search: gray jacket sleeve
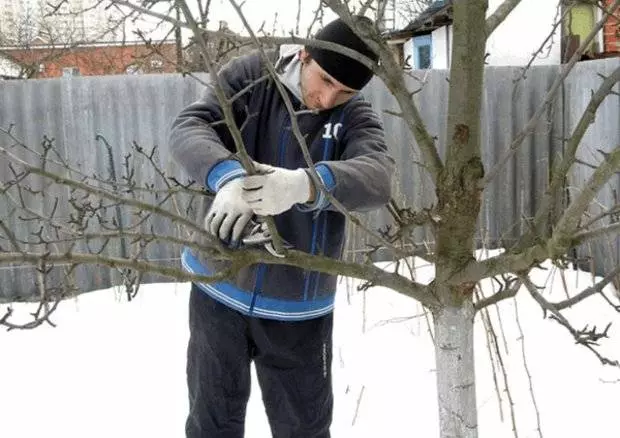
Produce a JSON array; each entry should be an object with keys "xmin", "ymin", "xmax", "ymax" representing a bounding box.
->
[
  {"xmin": 302, "ymin": 99, "xmax": 395, "ymax": 213},
  {"xmin": 169, "ymin": 53, "xmax": 261, "ymax": 192}
]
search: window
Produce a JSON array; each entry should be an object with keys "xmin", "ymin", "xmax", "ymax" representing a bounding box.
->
[
  {"xmin": 62, "ymin": 67, "xmax": 80, "ymax": 77},
  {"xmin": 562, "ymin": 2, "xmax": 599, "ymax": 61},
  {"xmin": 413, "ymin": 34, "xmax": 432, "ymax": 69}
]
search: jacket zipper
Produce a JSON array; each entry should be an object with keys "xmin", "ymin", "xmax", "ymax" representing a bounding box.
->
[
  {"xmin": 249, "ymin": 264, "xmax": 266, "ymax": 314},
  {"xmin": 250, "ymin": 115, "xmax": 290, "ymax": 313},
  {"xmin": 278, "ymin": 115, "xmax": 290, "ymax": 166}
]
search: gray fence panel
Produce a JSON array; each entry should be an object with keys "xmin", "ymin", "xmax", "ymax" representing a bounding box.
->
[
  {"xmin": 480, "ymin": 64, "xmax": 564, "ymax": 246},
  {"xmin": 1, "ymin": 74, "xmax": 210, "ymax": 300},
  {"xmin": 565, "ymin": 59, "xmax": 620, "ymax": 274}
]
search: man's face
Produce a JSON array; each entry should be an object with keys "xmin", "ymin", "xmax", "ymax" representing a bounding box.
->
[{"xmin": 299, "ymin": 49, "xmax": 358, "ymax": 110}]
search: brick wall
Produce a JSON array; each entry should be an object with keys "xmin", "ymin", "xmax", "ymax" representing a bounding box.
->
[{"xmin": 604, "ymin": 0, "xmax": 619, "ymax": 53}]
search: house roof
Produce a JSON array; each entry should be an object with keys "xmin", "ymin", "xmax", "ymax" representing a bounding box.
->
[{"xmin": 386, "ymin": 0, "xmax": 453, "ymax": 39}]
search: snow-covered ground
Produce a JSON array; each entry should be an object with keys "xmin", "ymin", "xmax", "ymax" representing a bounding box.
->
[{"xmin": 1, "ymin": 253, "xmax": 619, "ymax": 437}]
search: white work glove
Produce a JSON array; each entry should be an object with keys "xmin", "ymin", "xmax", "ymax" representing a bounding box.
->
[
  {"xmin": 241, "ymin": 163, "xmax": 312, "ymax": 216},
  {"xmin": 204, "ymin": 178, "xmax": 253, "ymax": 244}
]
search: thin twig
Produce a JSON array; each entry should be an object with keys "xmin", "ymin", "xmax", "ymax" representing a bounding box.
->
[
  {"xmin": 352, "ymin": 385, "xmax": 366, "ymax": 426},
  {"xmin": 512, "ymin": 297, "xmax": 544, "ymax": 438},
  {"xmin": 475, "ymin": 285, "xmax": 506, "ymax": 422}
]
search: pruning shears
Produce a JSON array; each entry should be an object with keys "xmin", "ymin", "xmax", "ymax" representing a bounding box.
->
[{"xmin": 239, "ymin": 219, "xmax": 293, "ymax": 258}]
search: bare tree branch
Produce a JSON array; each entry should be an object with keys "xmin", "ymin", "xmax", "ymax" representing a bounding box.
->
[
  {"xmin": 0, "ymin": 246, "xmax": 436, "ymax": 305},
  {"xmin": 450, "ymin": 245, "xmax": 548, "ymax": 285},
  {"xmin": 306, "ymin": 3, "xmax": 326, "ymax": 38},
  {"xmin": 521, "ymin": 275, "xmax": 619, "ymax": 367},
  {"xmin": 581, "ymin": 202, "xmax": 620, "ymax": 229},
  {"xmin": 0, "ymin": 300, "xmax": 62, "ymax": 330},
  {"xmin": 574, "ymin": 222, "xmax": 620, "ymax": 243},
  {"xmin": 552, "ymin": 264, "xmax": 620, "ymax": 311},
  {"xmin": 295, "ymin": 0, "xmax": 302, "ymax": 35},
  {"xmin": 0, "ymin": 251, "xmax": 237, "ymax": 291},
  {"xmin": 475, "ymin": 277, "xmax": 522, "ymax": 311}
]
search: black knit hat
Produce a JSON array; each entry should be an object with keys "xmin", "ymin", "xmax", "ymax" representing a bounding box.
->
[{"xmin": 306, "ymin": 17, "xmax": 378, "ymax": 90}]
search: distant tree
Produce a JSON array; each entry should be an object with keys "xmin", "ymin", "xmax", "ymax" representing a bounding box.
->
[{"xmin": 396, "ymin": 0, "xmax": 435, "ymax": 25}]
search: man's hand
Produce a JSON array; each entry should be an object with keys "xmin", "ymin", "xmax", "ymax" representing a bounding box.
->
[
  {"xmin": 242, "ymin": 163, "xmax": 313, "ymax": 216},
  {"xmin": 204, "ymin": 178, "xmax": 253, "ymax": 244}
]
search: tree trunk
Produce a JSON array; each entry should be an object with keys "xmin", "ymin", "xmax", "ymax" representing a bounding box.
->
[
  {"xmin": 432, "ymin": 0, "xmax": 487, "ymax": 432},
  {"xmin": 433, "ymin": 302, "xmax": 478, "ymax": 438}
]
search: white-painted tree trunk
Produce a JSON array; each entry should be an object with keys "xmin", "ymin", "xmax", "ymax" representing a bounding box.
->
[{"xmin": 433, "ymin": 303, "xmax": 478, "ymax": 438}]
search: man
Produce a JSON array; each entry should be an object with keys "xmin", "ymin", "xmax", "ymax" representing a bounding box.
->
[{"xmin": 170, "ymin": 16, "xmax": 394, "ymax": 438}]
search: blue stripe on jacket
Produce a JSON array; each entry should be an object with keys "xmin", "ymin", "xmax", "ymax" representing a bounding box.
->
[
  {"xmin": 182, "ymin": 248, "xmax": 334, "ymax": 320},
  {"xmin": 206, "ymin": 159, "xmax": 246, "ymax": 192}
]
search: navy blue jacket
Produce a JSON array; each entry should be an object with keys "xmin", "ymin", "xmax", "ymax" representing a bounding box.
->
[{"xmin": 170, "ymin": 50, "xmax": 394, "ymax": 320}]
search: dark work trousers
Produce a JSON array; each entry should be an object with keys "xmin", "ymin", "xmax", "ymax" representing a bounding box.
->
[{"xmin": 185, "ymin": 284, "xmax": 334, "ymax": 438}]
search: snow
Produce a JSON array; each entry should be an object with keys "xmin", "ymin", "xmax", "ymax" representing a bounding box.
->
[{"xmin": 1, "ymin": 252, "xmax": 619, "ymax": 437}]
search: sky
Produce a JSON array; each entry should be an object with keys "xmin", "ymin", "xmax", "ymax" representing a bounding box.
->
[
  {"xmin": 120, "ymin": 0, "xmax": 408, "ymax": 43},
  {"xmin": 125, "ymin": 0, "xmax": 340, "ymax": 42},
  {"xmin": 202, "ymin": 0, "xmax": 335, "ymax": 34},
  {"xmin": 1, "ymin": 251, "xmax": 619, "ymax": 437}
]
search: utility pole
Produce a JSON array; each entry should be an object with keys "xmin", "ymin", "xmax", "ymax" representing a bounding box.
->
[
  {"xmin": 174, "ymin": 1, "xmax": 183, "ymax": 71},
  {"xmin": 377, "ymin": 0, "xmax": 397, "ymax": 31}
]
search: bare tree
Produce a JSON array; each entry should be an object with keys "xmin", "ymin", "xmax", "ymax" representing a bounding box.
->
[{"xmin": 1, "ymin": 0, "xmax": 620, "ymax": 437}]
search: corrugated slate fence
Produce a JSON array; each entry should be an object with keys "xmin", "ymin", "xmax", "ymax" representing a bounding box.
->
[
  {"xmin": 564, "ymin": 60, "xmax": 620, "ymax": 280},
  {"xmin": 1, "ymin": 58, "xmax": 618, "ymax": 302}
]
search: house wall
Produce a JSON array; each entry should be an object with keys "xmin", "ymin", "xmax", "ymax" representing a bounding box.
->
[
  {"xmin": 403, "ymin": 38, "xmax": 414, "ymax": 68},
  {"xmin": 0, "ymin": 56, "xmax": 21, "ymax": 78},
  {"xmin": 432, "ymin": 25, "xmax": 451, "ymax": 69},
  {"xmin": 484, "ymin": 0, "xmax": 563, "ymax": 66}
]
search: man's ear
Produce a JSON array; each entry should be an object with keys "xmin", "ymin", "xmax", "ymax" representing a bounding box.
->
[{"xmin": 299, "ymin": 48, "xmax": 310, "ymax": 64}]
